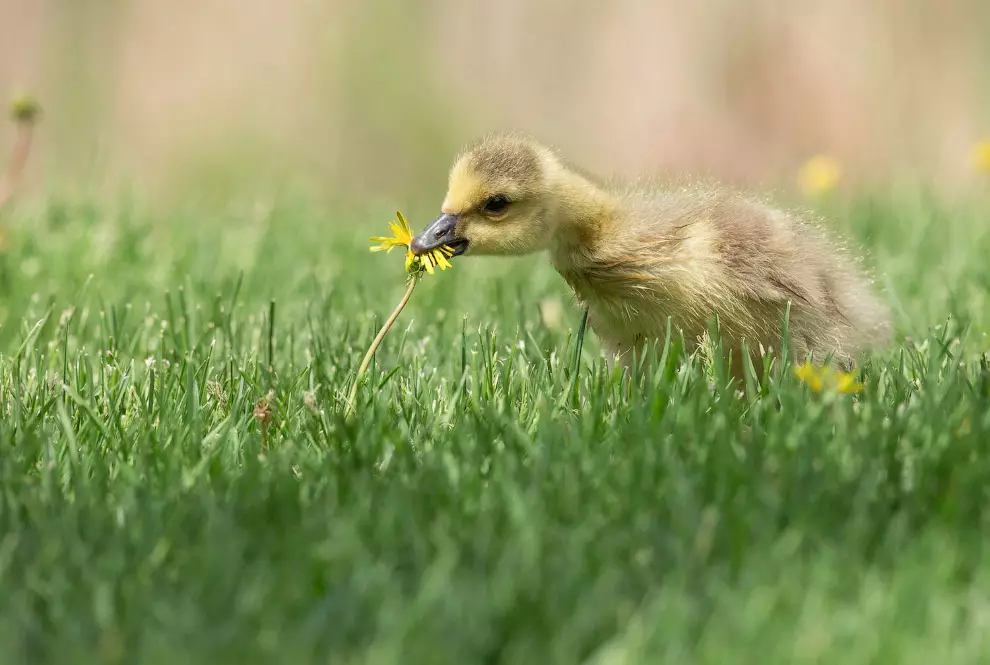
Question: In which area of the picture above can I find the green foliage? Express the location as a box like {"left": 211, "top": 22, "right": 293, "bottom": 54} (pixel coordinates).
{"left": 0, "top": 191, "right": 989, "bottom": 664}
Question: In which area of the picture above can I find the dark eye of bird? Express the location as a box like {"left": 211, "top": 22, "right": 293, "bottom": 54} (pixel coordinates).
{"left": 483, "top": 195, "right": 510, "bottom": 215}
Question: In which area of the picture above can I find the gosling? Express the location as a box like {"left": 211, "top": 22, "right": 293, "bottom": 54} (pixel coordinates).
{"left": 411, "top": 133, "right": 891, "bottom": 377}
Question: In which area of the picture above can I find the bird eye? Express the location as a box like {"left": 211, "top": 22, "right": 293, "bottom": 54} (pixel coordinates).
{"left": 482, "top": 195, "right": 510, "bottom": 216}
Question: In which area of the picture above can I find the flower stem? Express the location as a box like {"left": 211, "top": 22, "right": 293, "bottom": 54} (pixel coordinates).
{"left": 345, "top": 275, "right": 418, "bottom": 419}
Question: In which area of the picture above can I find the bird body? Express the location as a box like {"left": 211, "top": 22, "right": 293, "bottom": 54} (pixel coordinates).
{"left": 411, "top": 134, "right": 891, "bottom": 375}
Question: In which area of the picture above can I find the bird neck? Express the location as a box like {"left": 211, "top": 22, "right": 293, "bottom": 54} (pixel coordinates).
{"left": 548, "top": 168, "right": 618, "bottom": 268}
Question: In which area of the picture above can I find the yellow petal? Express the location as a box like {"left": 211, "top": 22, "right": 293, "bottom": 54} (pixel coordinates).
{"left": 423, "top": 256, "right": 435, "bottom": 275}
{"left": 370, "top": 211, "right": 425, "bottom": 270}
{"left": 836, "top": 373, "right": 863, "bottom": 394}
{"left": 793, "top": 362, "right": 824, "bottom": 392}
{"left": 389, "top": 214, "right": 412, "bottom": 245}
{"left": 433, "top": 249, "right": 452, "bottom": 270}
{"left": 396, "top": 210, "right": 413, "bottom": 237}
{"left": 386, "top": 222, "right": 411, "bottom": 245}
{"left": 793, "top": 362, "right": 816, "bottom": 382}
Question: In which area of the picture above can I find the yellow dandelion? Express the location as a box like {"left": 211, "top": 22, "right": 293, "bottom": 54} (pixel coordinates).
{"left": 793, "top": 362, "right": 823, "bottom": 392}
{"left": 370, "top": 211, "right": 454, "bottom": 276}
{"left": 350, "top": 211, "right": 456, "bottom": 419}
{"left": 834, "top": 372, "right": 863, "bottom": 395}
{"left": 970, "top": 140, "right": 990, "bottom": 174}
{"left": 797, "top": 155, "right": 841, "bottom": 196}
{"left": 793, "top": 362, "right": 862, "bottom": 394}
{"left": 369, "top": 211, "right": 413, "bottom": 253}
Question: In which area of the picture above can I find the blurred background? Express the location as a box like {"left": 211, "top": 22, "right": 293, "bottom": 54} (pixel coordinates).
{"left": 1, "top": 0, "right": 989, "bottom": 206}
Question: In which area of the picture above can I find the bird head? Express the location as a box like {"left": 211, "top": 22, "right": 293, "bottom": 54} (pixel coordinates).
{"left": 411, "top": 134, "right": 564, "bottom": 258}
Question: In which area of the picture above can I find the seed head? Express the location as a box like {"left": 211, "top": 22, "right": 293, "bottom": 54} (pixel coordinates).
{"left": 253, "top": 391, "right": 275, "bottom": 427}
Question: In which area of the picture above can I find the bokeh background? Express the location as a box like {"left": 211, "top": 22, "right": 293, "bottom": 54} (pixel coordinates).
{"left": 2, "top": 0, "right": 989, "bottom": 205}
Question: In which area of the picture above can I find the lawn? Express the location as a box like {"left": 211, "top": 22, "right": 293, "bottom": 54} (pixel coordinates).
{"left": 0, "top": 189, "right": 989, "bottom": 664}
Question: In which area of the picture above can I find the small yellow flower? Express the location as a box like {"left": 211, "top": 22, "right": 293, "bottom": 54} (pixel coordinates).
{"left": 793, "top": 362, "right": 823, "bottom": 392}
{"left": 370, "top": 211, "right": 454, "bottom": 276}
{"left": 834, "top": 372, "right": 863, "bottom": 395}
{"left": 797, "top": 155, "right": 841, "bottom": 196}
{"left": 369, "top": 212, "right": 413, "bottom": 253}
{"left": 970, "top": 140, "right": 990, "bottom": 174}
{"left": 793, "top": 362, "right": 862, "bottom": 394}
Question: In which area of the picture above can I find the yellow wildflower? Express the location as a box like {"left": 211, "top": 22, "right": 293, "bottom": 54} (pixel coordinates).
{"left": 350, "top": 211, "right": 455, "bottom": 418}
{"left": 370, "top": 211, "right": 454, "bottom": 276}
{"left": 369, "top": 212, "right": 413, "bottom": 253}
{"left": 970, "top": 140, "right": 990, "bottom": 173}
{"left": 834, "top": 371, "right": 863, "bottom": 395}
{"left": 793, "top": 362, "right": 823, "bottom": 392}
{"left": 797, "top": 155, "right": 841, "bottom": 196}
{"left": 793, "top": 362, "right": 862, "bottom": 394}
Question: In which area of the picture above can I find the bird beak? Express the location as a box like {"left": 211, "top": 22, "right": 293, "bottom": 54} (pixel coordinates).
{"left": 410, "top": 212, "right": 468, "bottom": 256}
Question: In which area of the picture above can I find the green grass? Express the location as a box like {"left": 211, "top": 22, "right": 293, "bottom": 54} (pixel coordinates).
{"left": 1, "top": 189, "right": 989, "bottom": 664}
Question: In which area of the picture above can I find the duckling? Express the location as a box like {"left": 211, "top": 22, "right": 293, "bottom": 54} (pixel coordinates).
{"left": 411, "top": 133, "right": 891, "bottom": 378}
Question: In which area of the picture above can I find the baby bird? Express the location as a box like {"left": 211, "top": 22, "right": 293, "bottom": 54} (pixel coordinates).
{"left": 411, "top": 133, "right": 891, "bottom": 377}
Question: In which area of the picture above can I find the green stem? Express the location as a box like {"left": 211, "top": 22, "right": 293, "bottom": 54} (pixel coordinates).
{"left": 569, "top": 306, "right": 590, "bottom": 406}
{"left": 345, "top": 275, "right": 418, "bottom": 419}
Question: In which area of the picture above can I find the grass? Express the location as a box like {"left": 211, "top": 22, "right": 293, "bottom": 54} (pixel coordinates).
{"left": 0, "top": 188, "right": 989, "bottom": 664}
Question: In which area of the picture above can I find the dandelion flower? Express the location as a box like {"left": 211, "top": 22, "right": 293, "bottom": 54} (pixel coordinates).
{"left": 797, "top": 155, "right": 841, "bottom": 196}
{"left": 834, "top": 371, "right": 863, "bottom": 395}
{"left": 370, "top": 211, "right": 454, "bottom": 276}
{"left": 970, "top": 140, "right": 990, "bottom": 174}
{"left": 793, "top": 362, "right": 823, "bottom": 392}
{"left": 349, "top": 211, "right": 456, "bottom": 419}
{"left": 793, "top": 361, "right": 862, "bottom": 394}
{"left": 370, "top": 212, "right": 413, "bottom": 253}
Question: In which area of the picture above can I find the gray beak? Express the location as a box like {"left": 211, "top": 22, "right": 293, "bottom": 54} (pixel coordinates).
{"left": 410, "top": 213, "right": 468, "bottom": 256}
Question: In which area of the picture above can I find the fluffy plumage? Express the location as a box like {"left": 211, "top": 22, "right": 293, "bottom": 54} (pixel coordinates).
{"left": 422, "top": 133, "right": 891, "bottom": 375}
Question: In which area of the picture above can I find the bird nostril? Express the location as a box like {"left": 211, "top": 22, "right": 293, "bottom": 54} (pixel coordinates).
{"left": 434, "top": 228, "right": 445, "bottom": 239}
